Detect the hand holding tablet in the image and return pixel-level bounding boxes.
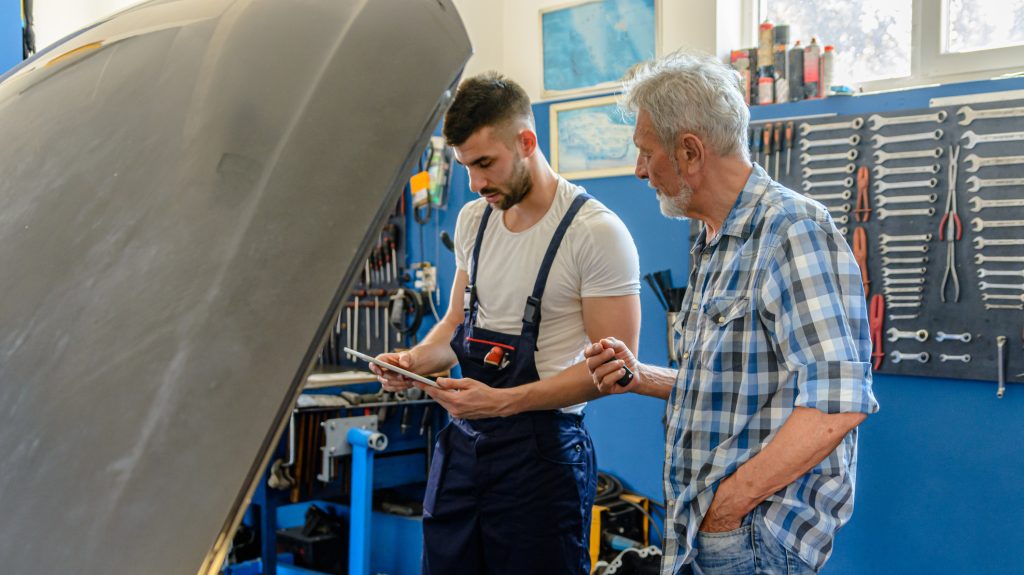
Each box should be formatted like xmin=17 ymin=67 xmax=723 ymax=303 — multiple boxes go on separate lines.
xmin=344 ymin=347 xmax=440 ymax=388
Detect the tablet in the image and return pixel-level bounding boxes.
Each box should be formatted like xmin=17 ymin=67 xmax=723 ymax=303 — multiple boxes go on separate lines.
xmin=343 ymin=347 xmax=440 ymax=388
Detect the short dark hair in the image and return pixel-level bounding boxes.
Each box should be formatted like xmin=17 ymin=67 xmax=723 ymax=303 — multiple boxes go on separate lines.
xmin=443 ymin=72 xmax=533 ymax=146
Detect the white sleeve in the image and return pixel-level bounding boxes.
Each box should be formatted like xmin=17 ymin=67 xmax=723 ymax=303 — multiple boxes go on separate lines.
xmin=574 ymin=207 xmax=641 ymax=298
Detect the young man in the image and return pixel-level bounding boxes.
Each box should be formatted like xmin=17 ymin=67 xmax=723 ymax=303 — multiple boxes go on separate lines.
xmin=372 ymin=72 xmax=641 ymax=575
xmin=586 ymin=52 xmax=879 ymax=575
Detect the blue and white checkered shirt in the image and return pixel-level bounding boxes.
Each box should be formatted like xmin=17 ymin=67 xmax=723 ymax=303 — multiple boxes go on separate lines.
xmin=662 ymin=164 xmax=879 ymax=574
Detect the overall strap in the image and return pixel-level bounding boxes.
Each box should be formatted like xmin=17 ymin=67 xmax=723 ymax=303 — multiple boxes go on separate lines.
xmin=466 ymin=204 xmax=494 ymax=317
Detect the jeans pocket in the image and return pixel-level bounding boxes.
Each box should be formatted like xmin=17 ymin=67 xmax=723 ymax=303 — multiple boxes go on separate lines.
xmin=695 ymin=525 xmax=754 ymax=575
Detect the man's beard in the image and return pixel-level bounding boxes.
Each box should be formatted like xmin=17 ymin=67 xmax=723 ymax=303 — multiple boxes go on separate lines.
xmin=657 ymin=178 xmax=692 ymax=219
xmin=482 ymin=158 xmax=532 ymax=210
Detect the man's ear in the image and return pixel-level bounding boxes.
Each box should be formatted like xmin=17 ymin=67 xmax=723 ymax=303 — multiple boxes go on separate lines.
xmin=673 ymin=133 xmax=705 ymax=175
xmin=516 ymin=128 xmax=538 ymax=158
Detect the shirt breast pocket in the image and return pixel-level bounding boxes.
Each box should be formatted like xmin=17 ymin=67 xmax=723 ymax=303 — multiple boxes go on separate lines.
xmin=696 ymin=295 xmax=750 ymax=370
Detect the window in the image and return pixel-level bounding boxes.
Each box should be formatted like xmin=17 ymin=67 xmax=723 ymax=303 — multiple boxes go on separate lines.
xmin=745 ymin=0 xmax=1024 ymax=93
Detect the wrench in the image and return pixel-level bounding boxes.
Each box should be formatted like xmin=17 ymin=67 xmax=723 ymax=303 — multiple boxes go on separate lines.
xmin=962 ymin=153 xmax=1024 ymax=173
xmin=823 ymin=203 xmax=852 ymax=214
xmin=881 ymin=267 xmax=927 ymax=277
xmin=882 ymin=286 xmax=925 ymax=294
xmin=973 ymin=237 xmax=1024 ymax=250
xmin=873 ymin=163 xmax=941 ymax=179
xmin=886 ymin=294 xmax=924 ymax=301
xmin=873 ymin=147 xmax=943 ymax=164
xmin=879 ymin=244 xmax=929 ymax=254
xmin=799 ymin=117 xmax=865 ymax=136
xmin=968 ymin=197 xmax=1024 ymax=212
xmin=985 ymin=303 xmax=1024 ymax=310
xmin=979 ymin=281 xmax=1024 ymax=291
xmin=871 ymin=129 xmax=943 ymax=149
xmin=889 ymin=314 xmax=920 ymax=321
xmin=868 ymin=110 xmax=947 ymax=130
xmin=800 ymin=134 xmax=861 ymax=151
xmin=981 ymin=293 xmax=1024 ymax=302
xmin=802 ymin=163 xmax=856 ymax=178
xmin=887 ymin=302 xmax=923 ymax=308
xmin=883 ymin=276 xmax=926 ymax=285
xmin=874 ymin=178 xmax=939 ymax=193
xmin=879 ymin=233 xmax=932 ymax=244
xmin=877 ymin=207 xmax=936 ymax=220
xmin=935 ymin=331 xmax=972 ymax=343
xmin=939 ymin=354 xmax=972 ymax=363
xmin=804 ymin=190 xmax=852 ymax=202
xmin=890 ymin=351 xmax=930 ymax=364
xmin=882 ymin=256 xmax=929 ymax=265
xmin=975 ymin=253 xmax=1024 ymax=264
xmin=875 ymin=193 xmax=938 ymax=207
xmin=833 ymin=214 xmax=850 ymax=225
xmin=965 ymin=175 xmax=1024 ymax=193
xmin=970 ymin=217 xmax=1024 ymax=232
xmin=800 ymin=149 xmax=859 ymax=165
xmin=803 ymin=176 xmax=854 ymax=191
xmin=957 ymin=105 xmax=1024 ymax=126
xmin=960 ymin=129 xmax=1024 ymax=149
xmin=977 ymin=267 xmax=1024 ymax=278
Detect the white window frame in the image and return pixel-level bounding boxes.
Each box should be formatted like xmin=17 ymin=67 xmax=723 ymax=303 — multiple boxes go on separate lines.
xmin=741 ymin=0 xmax=1024 ymax=94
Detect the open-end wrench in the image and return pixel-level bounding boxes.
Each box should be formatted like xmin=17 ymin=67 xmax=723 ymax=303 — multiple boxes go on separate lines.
xmin=975 ymin=253 xmax=1024 ymax=264
xmin=800 ymin=149 xmax=859 ymax=165
xmin=871 ymin=129 xmax=943 ymax=149
xmin=981 ymin=293 xmax=1024 ymax=302
xmin=977 ymin=267 xmax=1024 ymax=279
xmin=802 ymin=176 xmax=854 ymax=191
xmin=833 ymin=214 xmax=850 ymax=225
xmin=799 ymin=117 xmax=865 ymax=136
xmin=970 ymin=217 xmax=1024 ymax=232
xmin=879 ymin=233 xmax=932 ymax=244
xmin=997 ymin=336 xmax=1007 ymax=398
xmin=889 ymin=314 xmax=920 ymax=321
xmin=985 ymin=303 xmax=1024 ymax=310
xmin=873 ymin=163 xmax=941 ymax=179
xmin=965 ymin=175 xmax=1024 ymax=193
xmin=957 ymin=105 xmax=1024 ymax=126
xmin=875 ymin=194 xmax=938 ymax=207
xmin=881 ymin=267 xmax=927 ymax=277
xmin=869 ymin=110 xmax=947 ymax=130
xmin=961 ymin=129 xmax=1024 ymax=149
xmin=877 ymin=207 xmax=936 ymax=220
xmin=883 ymin=286 xmax=926 ymax=295
xmin=936 ymin=331 xmax=972 ymax=342
xmin=879 ymin=244 xmax=929 ymax=254
xmin=979 ymin=281 xmax=1024 ymax=291
xmin=874 ymin=178 xmax=939 ymax=193
xmin=883 ymin=276 xmax=927 ymax=285
xmin=890 ymin=351 xmax=930 ymax=364
xmin=886 ymin=294 xmax=924 ymax=301
xmin=805 ymin=190 xmax=852 ymax=202
xmin=888 ymin=302 xmax=924 ymax=308
xmin=882 ymin=256 xmax=929 ymax=265
xmin=823 ymin=203 xmax=852 ymax=214
xmin=802 ymin=163 xmax=856 ymax=178
xmin=962 ymin=153 xmax=1024 ymax=173
xmin=800 ymin=134 xmax=861 ymax=151
xmin=968 ymin=197 xmax=1024 ymax=212
xmin=873 ymin=147 xmax=943 ymax=164
xmin=940 ymin=354 xmax=972 ymax=363
xmin=974 ymin=237 xmax=1024 ymax=250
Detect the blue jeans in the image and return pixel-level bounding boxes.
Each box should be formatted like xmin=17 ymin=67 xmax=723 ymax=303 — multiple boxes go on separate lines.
xmin=679 ymin=505 xmax=817 ymax=575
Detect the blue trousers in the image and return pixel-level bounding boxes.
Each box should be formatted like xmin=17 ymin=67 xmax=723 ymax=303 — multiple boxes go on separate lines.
xmin=679 ymin=505 xmax=817 ymax=575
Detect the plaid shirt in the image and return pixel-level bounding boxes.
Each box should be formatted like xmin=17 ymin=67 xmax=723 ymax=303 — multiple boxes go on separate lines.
xmin=662 ymin=164 xmax=879 ymax=574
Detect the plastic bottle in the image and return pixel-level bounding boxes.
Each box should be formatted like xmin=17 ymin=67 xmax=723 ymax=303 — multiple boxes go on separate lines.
xmin=821 ymin=45 xmax=835 ymax=98
xmin=803 ymin=37 xmax=821 ymax=100
xmin=758 ymin=21 xmax=774 ymax=66
xmin=788 ymin=40 xmax=804 ymax=102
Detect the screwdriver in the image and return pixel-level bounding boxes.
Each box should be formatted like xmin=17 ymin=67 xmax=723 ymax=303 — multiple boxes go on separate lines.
xmin=749 ymin=127 xmax=756 ymax=162
xmin=773 ymin=122 xmax=782 ymax=181
xmin=762 ymin=123 xmax=773 ymax=173
xmin=753 ymin=125 xmax=763 ymax=164
xmin=785 ymin=121 xmax=794 ymax=176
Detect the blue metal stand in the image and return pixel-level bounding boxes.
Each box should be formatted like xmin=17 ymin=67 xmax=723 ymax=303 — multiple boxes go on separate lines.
xmin=347 ymin=427 xmax=380 ymax=575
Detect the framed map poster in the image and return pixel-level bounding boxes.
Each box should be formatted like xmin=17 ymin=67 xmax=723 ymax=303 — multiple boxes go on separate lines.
xmin=550 ymin=95 xmax=638 ymax=180
xmin=540 ymin=0 xmax=658 ymax=97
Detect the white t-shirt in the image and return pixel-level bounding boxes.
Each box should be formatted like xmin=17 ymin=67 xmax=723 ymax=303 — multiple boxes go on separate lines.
xmin=454 ymin=177 xmax=640 ymax=412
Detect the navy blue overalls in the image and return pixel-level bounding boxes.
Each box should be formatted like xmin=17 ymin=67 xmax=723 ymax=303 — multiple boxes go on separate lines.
xmin=422 ymin=193 xmax=598 ymax=575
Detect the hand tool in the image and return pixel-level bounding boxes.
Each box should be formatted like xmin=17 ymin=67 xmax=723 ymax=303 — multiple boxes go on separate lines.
xmin=979 ymin=281 xmax=1024 ymax=291
xmin=971 ymin=217 xmax=1024 ymax=232
xmin=749 ymin=127 xmax=757 ymax=161
xmin=871 ymin=129 xmax=943 ymax=148
xmin=753 ymin=125 xmax=763 ymax=164
xmin=389 ymin=239 xmax=398 ymax=281
xmin=968 ymin=197 xmax=1024 ymax=212
xmin=940 ymin=354 xmax=972 ymax=363
xmin=889 ymin=314 xmax=920 ymax=321
xmin=965 ymin=175 xmax=1024 ymax=193
xmin=384 ymin=306 xmax=390 ymax=353
xmin=874 ymin=177 xmax=938 ymax=193
xmin=875 ymin=193 xmax=938 ymax=207
xmin=886 ymin=294 xmax=924 ymax=302
xmin=883 ymin=276 xmax=927 ymax=285
xmin=853 ymin=227 xmax=869 ymax=294
xmin=890 ymin=351 xmax=930 ymax=364
xmin=354 ymin=295 xmax=361 ymax=355
xmin=643 ymin=273 xmax=669 ymax=310
xmin=962 ymin=152 xmax=1024 ymax=173
xmin=374 ymin=296 xmax=381 ymax=338
xmin=877 ymin=207 xmax=936 ymax=220
xmin=883 ymin=285 xmax=925 ymax=294
xmin=977 ymin=267 xmax=1024 ymax=278
xmin=346 ymin=304 xmax=354 ymax=360
xmin=868 ymin=110 xmax=947 ymax=130
xmin=880 ymin=243 xmax=930 ymax=254
xmin=882 ymin=256 xmax=929 ymax=265
xmin=873 ymin=163 xmax=941 ymax=179
xmin=834 ymin=214 xmax=850 ymax=225
xmin=773 ymin=122 xmax=782 ymax=180
xmin=936 ymin=331 xmax=972 ymax=343
xmin=802 ymin=176 xmax=854 ymax=191
xmin=855 ymin=165 xmax=871 ymax=222
xmin=887 ymin=301 xmax=923 ymax=308
xmin=806 ymin=190 xmax=852 ymax=201
xmin=981 ymin=293 xmax=1024 ymax=302
xmin=365 ymin=259 xmax=372 ymax=288
xmin=974 ymin=237 xmax=1024 ymax=250
xmin=802 ymin=163 xmax=856 ymax=178
xmin=785 ymin=121 xmax=794 ymax=175
xmin=975 ymin=253 xmax=1024 ymax=264
xmin=960 ymin=129 xmax=1024 ymax=149
xmin=800 ymin=149 xmax=858 ymax=165
xmin=940 ymin=145 xmax=961 ymax=303
xmin=985 ymin=303 xmax=1024 ymax=310
xmin=823 ymin=203 xmax=851 ymax=214
xmin=799 ymin=117 xmax=865 ymax=136
xmin=887 ymin=328 xmax=930 ymax=343
xmin=869 ymin=294 xmax=885 ymax=370
xmin=881 ymin=267 xmax=927 ymax=277
xmin=763 ymin=123 xmax=773 ymax=172
xmin=957 ymin=104 xmax=1024 ymax=126
xmin=873 ymin=147 xmax=943 ymax=164
xmin=996 ymin=335 xmax=1007 ymax=398
xmin=838 ymin=226 xmax=849 ymax=235
xmin=800 ymin=134 xmax=861 ymax=151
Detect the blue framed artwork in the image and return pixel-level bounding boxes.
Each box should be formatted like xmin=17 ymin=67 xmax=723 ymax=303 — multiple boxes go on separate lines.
xmin=550 ymin=95 xmax=638 ymax=180
xmin=540 ymin=0 xmax=658 ymax=96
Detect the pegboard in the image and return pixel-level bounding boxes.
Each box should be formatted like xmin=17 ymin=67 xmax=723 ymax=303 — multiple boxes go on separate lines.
xmin=749 ymin=98 xmax=1024 ymax=385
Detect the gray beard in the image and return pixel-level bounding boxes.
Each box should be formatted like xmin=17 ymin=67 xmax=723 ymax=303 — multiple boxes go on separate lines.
xmin=657 ymin=181 xmax=692 ymax=219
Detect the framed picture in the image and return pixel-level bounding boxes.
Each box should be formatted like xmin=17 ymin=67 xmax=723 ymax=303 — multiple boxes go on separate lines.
xmin=540 ymin=0 xmax=659 ymax=97
xmin=550 ymin=95 xmax=638 ymax=180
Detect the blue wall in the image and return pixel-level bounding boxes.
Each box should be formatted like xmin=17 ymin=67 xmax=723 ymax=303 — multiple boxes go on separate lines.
xmin=2 ymin=1 xmax=20 ymax=73
xmin=410 ymin=77 xmax=1024 ymax=574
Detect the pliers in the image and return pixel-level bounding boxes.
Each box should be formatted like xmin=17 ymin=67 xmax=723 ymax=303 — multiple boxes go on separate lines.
xmin=940 ymin=145 xmax=962 ymax=303
xmin=869 ymin=294 xmax=885 ymax=371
